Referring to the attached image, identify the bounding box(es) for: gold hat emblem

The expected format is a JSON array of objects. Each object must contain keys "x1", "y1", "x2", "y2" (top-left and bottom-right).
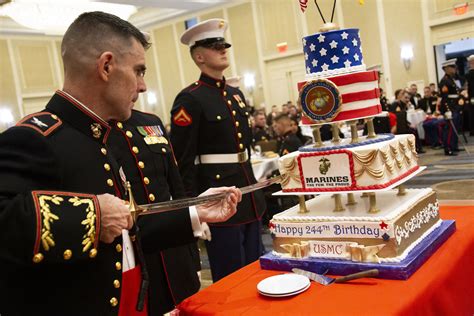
[
  {"x1": 91, "y1": 123, "x2": 102, "y2": 139},
  {"x1": 218, "y1": 21, "x2": 225, "y2": 28}
]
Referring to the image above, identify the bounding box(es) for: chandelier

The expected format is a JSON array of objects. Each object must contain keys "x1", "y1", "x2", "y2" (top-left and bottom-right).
[{"x1": 0, "y1": 0, "x2": 137, "y2": 35}]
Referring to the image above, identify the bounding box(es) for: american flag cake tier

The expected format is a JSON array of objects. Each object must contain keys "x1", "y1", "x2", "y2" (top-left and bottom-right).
[{"x1": 298, "y1": 28, "x2": 382, "y2": 125}]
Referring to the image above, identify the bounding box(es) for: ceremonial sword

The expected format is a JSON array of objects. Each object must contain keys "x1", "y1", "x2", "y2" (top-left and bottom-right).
[{"x1": 127, "y1": 175, "x2": 283, "y2": 221}]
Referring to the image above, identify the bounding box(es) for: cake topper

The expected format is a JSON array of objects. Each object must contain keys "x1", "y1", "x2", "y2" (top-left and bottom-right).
[{"x1": 299, "y1": 0, "x2": 340, "y2": 32}]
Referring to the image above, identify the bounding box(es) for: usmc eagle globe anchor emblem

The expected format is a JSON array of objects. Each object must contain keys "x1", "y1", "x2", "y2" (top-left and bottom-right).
[{"x1": 299, "y1": 79, "x2": 342, "y2": 123}]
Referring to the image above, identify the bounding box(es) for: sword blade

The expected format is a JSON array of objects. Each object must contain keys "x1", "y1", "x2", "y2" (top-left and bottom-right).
[{"x1": 136, "y1": 175, "x2": 282, "y2": 217}]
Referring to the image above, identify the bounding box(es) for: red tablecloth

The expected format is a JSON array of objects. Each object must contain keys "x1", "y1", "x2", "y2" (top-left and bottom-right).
[{"x1": 178, "y1": 205, "x2": 474, "y2": 315}]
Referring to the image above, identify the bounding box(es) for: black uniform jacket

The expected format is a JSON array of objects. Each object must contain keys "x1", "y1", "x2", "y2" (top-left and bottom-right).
[
  {"x1": 279, "y1": 131, "x2": 303, "y2": 156},
  {"x1": 439, "y1": 75, "x2": 461, "y2": 114},
  {"x1": 252, "y1": 126, "x2": 271, "y2": 144},
  {"x1": 418, "y1": 96, "x2": 438, "y2": 113},
  {"x1": 0, "y1": 91, "x2": 195, "y2": 316},
  {"x1": 108, "y1": 110, "x2": 200, "y2": 315},
  {"x1": 170, "y1": 73, "x2": 266, "y2": 226}
]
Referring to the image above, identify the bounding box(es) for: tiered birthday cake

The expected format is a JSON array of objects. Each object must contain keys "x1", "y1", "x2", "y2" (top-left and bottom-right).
[{"x1": 260, "y1": 18, "x2": 455, "y2": 280}]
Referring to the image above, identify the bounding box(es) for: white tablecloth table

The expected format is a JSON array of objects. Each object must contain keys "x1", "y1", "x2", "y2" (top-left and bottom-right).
[
  {"x1": 407, "y1": 109, "x2": 427, "y2": 139},
  {"x1": 251, "y1": 155, "x2": 279, "y2": 181}
]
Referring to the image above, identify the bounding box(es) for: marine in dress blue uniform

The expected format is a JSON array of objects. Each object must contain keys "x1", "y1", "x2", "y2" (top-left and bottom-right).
[
  {"x1": 0, "y1": 92, "x2": 199, "y2": 315},
  {"x1": 170, "y1": 19, "x2": 266, "y2": 282},
  {"x1": 108, "y1": 111, "x2": 201, "y2": 314},
  {"x1": 438, "y1": 59, "x2": 462, "y2": 155}
]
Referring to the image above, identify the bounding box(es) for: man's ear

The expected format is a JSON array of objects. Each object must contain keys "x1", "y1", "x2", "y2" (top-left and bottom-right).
[
  {"x1": 192, "y1": 49, "x2": 205, "y2": 65},
  {"x1": 97, "y1": 51, "x2": 114, "y2": 81}
]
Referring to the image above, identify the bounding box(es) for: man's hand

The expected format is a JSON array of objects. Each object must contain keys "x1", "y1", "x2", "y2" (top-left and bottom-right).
[
  {"x1": 200, "y1": 222, "x2": 212, "y2": 241},
  {"x1": 97, "y1": 194, "x2": 133, "y2": 243},
  {"x1": 196, "y1": 186, "x2": 242, "y2": 223}
]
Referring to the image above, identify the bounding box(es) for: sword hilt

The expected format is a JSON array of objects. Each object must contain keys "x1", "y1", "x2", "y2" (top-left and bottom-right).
[{"x1": 126, "y1": 181, "x2": 141, "y2": 223}]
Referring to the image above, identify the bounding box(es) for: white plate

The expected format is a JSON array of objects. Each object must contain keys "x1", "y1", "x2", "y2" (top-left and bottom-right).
[
  {"x1": 257, "y1": 273, "x2": 310, "y2": 295},
  {"x1": 258, "y1": 283, "x2": 310, "y2": 297}
]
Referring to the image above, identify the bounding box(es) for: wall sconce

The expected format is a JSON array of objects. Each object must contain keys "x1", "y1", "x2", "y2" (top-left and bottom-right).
[
  {"x1": 243, "y1": 73, "x2": 255, "y2": 106},
  {"x1": 244, "y1": 73, "x2": 255, "y2": 93},
  {"x1": 0, "y1": 108, "x2": 14, "y2": 128},
  {"x1": 401, "y1": 45, "x2": 414, "y2": 70}
]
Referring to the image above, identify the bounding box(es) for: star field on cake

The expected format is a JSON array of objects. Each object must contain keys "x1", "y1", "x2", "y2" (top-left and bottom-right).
[{"x1": 303, "y1": 29, "x2": 364, "y2": 73}]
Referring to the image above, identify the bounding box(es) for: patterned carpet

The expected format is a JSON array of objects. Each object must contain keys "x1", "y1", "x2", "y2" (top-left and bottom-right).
[{"x1": 198, "y1": 134, "x2": 474, "y2": 289}]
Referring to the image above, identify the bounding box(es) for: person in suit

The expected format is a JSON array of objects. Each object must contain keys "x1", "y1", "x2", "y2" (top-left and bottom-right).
[
  {"x1": 0, "y1": 12, "x2": 241, "y2": 316},
  {"x1": 409, "y1": 84, "x2": 421, "y2": 109},
  {"x1": 170, "y1": 19, "x2": 266, "y2": 282}
]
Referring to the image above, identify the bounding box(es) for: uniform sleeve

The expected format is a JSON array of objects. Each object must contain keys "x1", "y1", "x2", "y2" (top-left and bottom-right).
[
  {"x1": 170, "y1": 92, "x2": 202, "y2": 197},
  {"x1": 0, "y1": 127, "x2": 101, "y2": 266}
]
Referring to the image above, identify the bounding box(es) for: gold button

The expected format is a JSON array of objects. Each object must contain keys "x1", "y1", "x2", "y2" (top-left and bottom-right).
[
  {"x1": 238, "y1": 132, "x2": 242, "y2": 138},
  {"x1": 239, "y1": 143, "x2": 244, "y2": 149},
  {"x1": 51, "y1": 114, "x2": 58, "y2": 120},
  {"x1": 126, "y1": 131, "x2": 133, "y2": 138},
  {"x1": 117, "y1": 122, "x2": 123, "y2": 129},
  {"x1": 110, "y1": 297, "x2": 118, "y2": 307},
  {"x1": 149, "y1": 193, "x2": 155, "y2": 202},
  {"x1": 245, "y1": 112, "x2": 249, "y2": 116},
  {"x1": 216, "y1": 82, "x2": 221, "y2": 87},
  {"x1": 194, "y1": 81, "x2": 199, "y2": 85},
  {"x1": 143, "y1": 177, "x2": 150, "y2": 185},
  {"x1": 33, "y1": 253, "x2": 43, "y2": 263},
  {"x1": 104, "y1": 163, "x2": 111, "y2": 171},
  {"x1": 101, "y1": 148, "x2": 107, "y2": 155},
  {"x1": 63, "y1": 249, "x2": 72, "y2": 260},
  {"x1": 89, "y1": 249, "x2": 98, "y2": 258},
  {"x1": 232, "y1": 110, "x2": 236, "y2": 116},
  {"x1": 132, "y1": 146, "x2": 139, "y2": 154},
  {"x1": 227, "y1": 100, "x2": 232, "y2": 105},
  {"x1": 113, "y1": 280, "x2": 120, "y2": 289},
  {"x1": 138, "y1": 161, "x2": 145, "y2": 169},
  {"x1": 115, "y1": 262, "x2": 122, "y2": 270},
  {"x1": 115, "y1": 244, "x2": 122, "y2": 253},
  {"x1": 217, "y1": 115, "x2": 221, "y2": 120},
  {"x1": 215, "y1": 174, "x2": 221, "y2": 180},
  {"x1": 161, "y1": 148, "x2": 167, "y2": 153},
  {"x1": 107, "y1": 179, "x2": 114, "y2": 187},
  {"x1": 223, "y1": 91, "x2": 227, "y2": 96},
  {"x1": 235, "y1": 121, "x2": 240, "y2": 127}
]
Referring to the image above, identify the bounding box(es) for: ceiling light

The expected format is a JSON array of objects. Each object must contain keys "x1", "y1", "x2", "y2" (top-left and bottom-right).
[{"x1": 0, "y1": 0, "x2": 137, "y2": 35}]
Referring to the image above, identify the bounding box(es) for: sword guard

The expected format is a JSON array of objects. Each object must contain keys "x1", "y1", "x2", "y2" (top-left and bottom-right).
[{"x1": 126, "y1": 181, "x2": 141, "y2": 222}]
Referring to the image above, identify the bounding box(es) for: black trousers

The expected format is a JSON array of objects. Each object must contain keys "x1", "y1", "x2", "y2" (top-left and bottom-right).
[{"x1": 205, "y1": 220, "x2": 263, "y2": 282}]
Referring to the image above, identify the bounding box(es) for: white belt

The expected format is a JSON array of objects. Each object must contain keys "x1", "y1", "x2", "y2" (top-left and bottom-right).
[
  {"x1": 447, "y1": 94, "x2": 459, "y2": 99},
  {"x1": 195, "y1": 151, "x2": 249, "y2": 164}
]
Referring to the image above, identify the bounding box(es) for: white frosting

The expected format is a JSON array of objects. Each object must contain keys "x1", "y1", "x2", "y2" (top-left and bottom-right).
[
  {"x1": 272, "y1": 188, "x2": 433, "y2": 223},
  {"x1": 336, "y1": 80, "x2": 378, "y2": 95},
  {"x1": 394, "y1": 202, "x2": 439, "y2": 245},
  {"x1": 379, "y1": 219, "x2": 442, "y2": 263},
  {"x1": 305, "y1": 64, "x2": 367, "y2": 79}
]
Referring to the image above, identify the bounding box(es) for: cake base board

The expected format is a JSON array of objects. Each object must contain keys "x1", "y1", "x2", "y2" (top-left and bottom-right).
[
  {"x1": 273, "y1": 166, "x2": 427, "y2": 196},
  {"x1": 259, "y1": 220, "x2": 455, "y2": 280}
]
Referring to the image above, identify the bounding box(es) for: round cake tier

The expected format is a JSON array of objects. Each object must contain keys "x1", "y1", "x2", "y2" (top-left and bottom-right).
[
  {"x1": 303, "y1": 28, "x2": 365, "y2": 77},
  {"x1": 298, "y1": 70, "x2": 382, "y2": 125}
]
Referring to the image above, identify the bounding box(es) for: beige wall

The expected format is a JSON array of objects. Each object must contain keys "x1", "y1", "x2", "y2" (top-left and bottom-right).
[
  {"x1": 0, "y1": 0, "x2": 472, "y2": 129},
  {"x1": 383, "y1": 0, "x2": 429, "y2": 93}
]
